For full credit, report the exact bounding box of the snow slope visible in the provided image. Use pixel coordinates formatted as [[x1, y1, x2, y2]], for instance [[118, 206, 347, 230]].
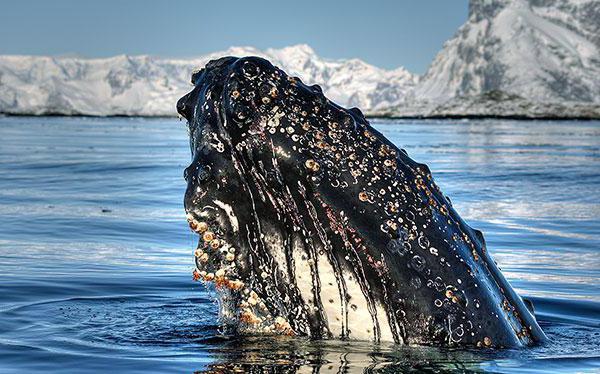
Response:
[[394, 0, 600, 118], [0, 45, 417, 116]]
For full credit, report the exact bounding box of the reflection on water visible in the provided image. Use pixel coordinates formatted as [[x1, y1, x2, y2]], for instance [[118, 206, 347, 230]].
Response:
[[0, 117, 598, 373]]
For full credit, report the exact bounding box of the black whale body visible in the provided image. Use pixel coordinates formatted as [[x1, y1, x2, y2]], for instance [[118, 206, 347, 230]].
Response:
[[177, 56, 546, 347]]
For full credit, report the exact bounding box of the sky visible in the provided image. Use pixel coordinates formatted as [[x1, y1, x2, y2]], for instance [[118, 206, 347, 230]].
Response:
[[0, 0, 468, 74]]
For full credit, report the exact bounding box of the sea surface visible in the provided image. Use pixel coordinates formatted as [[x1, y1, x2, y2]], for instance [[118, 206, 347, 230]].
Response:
[[0, 116, 598, 373]]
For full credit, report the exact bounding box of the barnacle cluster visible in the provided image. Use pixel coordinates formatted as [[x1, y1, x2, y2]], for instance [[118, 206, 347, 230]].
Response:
[[188, 213, 293, 335]]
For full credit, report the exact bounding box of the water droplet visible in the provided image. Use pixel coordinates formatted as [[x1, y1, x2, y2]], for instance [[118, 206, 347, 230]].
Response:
[[410, 255, 426, 272], [387, 239, 409, 257], [242, 61, 260, 78], [410, 276, 422, 289]]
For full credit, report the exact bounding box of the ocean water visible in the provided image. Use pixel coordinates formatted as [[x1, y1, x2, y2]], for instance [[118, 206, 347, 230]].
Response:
[[0, 116, 598, 373]]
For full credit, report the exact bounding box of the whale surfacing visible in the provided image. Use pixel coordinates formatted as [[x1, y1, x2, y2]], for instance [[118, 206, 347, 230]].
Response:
[[176, 56, 546, 347]]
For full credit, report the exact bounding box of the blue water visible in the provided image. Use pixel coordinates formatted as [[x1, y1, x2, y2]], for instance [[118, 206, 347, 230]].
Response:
[[0, 116, 598, 373]]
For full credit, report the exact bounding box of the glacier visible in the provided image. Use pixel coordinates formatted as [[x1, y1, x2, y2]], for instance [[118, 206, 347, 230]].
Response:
[[0, 0, 599, 118]]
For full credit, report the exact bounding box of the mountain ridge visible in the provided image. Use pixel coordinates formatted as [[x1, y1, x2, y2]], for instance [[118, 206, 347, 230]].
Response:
[[394, 0, 600, 118], [1, 0, 599, 118], [0, 45, 417, 117]]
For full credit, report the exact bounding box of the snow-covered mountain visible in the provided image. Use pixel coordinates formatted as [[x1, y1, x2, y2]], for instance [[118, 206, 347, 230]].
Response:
[[392, 0, 600, 118], [0, 45, 417, 116], [1, 0, 599, 118]]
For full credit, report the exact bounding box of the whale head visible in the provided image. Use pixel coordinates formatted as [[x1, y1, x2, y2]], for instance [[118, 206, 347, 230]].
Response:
[[177, 56, 546, 347]]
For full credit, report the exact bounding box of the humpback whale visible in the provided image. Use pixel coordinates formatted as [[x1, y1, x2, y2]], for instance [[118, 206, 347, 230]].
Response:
[[176, 56, 546, 347]]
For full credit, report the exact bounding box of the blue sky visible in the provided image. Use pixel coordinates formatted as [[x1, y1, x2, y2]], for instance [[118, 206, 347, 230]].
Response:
[[0, 0, 468, 74]]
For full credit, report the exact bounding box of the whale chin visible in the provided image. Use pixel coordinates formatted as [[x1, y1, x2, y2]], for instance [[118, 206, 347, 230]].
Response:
[[177, 56, 546, 347]]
